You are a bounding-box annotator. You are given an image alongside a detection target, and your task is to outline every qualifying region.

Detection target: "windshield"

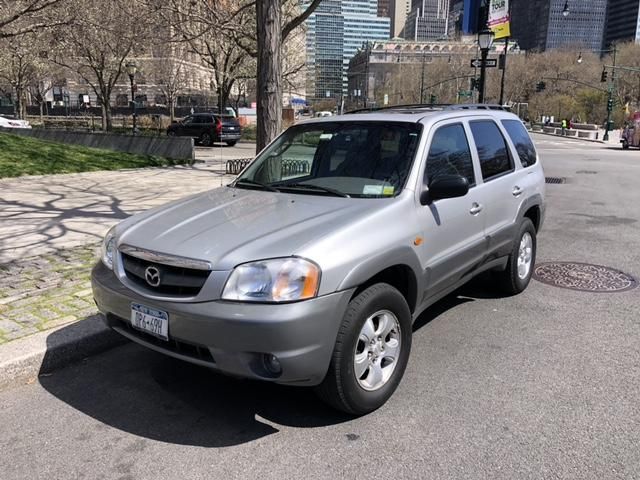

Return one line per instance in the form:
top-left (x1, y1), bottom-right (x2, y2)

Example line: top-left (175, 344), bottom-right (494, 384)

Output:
top-left (234, 121), bottom-right (422, 198)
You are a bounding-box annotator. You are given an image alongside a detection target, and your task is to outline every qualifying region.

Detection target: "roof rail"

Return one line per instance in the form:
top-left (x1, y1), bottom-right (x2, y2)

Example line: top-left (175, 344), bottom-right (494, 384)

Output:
top-left (345, 103), bottom-right (450, 114)
top-left (446, 104), bottom-right (511, 111)
top-left (344, 103), bottom-right (511, 114)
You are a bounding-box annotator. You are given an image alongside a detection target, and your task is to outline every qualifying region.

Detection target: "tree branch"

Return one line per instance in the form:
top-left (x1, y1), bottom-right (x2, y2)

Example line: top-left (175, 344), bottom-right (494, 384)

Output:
top-left (282, 0), bottom-right (322, 40)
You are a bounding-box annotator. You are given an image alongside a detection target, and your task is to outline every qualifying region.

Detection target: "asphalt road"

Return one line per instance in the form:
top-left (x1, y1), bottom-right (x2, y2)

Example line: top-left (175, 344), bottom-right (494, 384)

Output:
top-left (1, 134), bottom-right (639, 479)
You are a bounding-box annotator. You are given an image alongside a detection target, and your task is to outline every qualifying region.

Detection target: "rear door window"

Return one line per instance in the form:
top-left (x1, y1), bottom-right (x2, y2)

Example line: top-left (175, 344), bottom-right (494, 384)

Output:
top-left (425, 123), bottom-right (475, 187)
top-left (501, 120), bottom-right (537, 167)
top-left (469, 120), bottom-right (514, 181)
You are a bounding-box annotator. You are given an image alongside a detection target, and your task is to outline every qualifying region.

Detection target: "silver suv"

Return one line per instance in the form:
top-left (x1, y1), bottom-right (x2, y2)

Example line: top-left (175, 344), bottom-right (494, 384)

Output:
top-left (92, 105), bottom-right (545, 415)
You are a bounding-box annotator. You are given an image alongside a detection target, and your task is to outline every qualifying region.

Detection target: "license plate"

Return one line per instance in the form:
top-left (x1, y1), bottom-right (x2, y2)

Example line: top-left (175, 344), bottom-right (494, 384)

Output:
top-left (130, 303), bottom-right (169, 341)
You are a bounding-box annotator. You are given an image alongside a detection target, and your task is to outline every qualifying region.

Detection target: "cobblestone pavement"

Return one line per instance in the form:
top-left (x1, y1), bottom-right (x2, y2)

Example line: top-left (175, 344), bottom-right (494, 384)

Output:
top-left (0, 145), bottom-right (256, 345)
top-left (0, 243), bottom-right (101, 344)
top-left (0, 162), bottom-right (238, 264)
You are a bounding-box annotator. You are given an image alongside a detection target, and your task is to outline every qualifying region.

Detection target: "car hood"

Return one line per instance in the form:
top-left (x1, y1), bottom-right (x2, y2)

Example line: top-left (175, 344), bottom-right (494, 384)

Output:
top-left (117, 186), bottom-right (381, 270)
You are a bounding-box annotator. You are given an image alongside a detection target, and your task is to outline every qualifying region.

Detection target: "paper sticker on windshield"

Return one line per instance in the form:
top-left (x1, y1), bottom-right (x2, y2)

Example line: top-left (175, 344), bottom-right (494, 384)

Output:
top-left (383, 186), bottom-right (395, 196)
top-left (319, 133), bottom-right (333, 140)
top-left (363, 185), bottom-right (383, 195)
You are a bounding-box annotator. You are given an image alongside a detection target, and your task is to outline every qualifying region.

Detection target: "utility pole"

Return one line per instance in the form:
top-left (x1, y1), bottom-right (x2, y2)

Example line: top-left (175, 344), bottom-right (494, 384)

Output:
top-left (604, 44), bottom-right (616, 141)
top-left (420, 49), bottom-right (426, 104)
top-left (498, 37), bottom-right (509, 105)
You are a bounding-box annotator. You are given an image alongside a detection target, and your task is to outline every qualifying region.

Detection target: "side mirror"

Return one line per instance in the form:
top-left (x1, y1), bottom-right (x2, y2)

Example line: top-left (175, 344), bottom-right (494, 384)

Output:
top-left (420, 175), bottom-right (469, 205)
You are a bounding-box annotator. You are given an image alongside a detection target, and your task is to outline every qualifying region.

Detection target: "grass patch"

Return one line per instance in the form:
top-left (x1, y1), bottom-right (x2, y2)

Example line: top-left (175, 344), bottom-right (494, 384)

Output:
top-left (0, 132), bottom-right (185, 178)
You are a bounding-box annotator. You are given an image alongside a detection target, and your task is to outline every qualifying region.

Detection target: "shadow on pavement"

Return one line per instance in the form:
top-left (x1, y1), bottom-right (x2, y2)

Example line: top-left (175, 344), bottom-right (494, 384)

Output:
top-left (38, 317), bottom-right (351, 448)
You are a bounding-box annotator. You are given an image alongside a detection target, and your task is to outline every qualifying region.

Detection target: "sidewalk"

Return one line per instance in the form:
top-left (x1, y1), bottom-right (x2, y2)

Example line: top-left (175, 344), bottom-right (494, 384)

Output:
top-left (0, 162), bottom-right (237, 387)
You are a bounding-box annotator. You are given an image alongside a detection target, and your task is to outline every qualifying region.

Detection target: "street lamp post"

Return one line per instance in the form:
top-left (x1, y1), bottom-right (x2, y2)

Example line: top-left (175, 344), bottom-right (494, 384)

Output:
top-left (126, 62), bottom-right (137, 135)
top-left (420, 48), bottom-right (426, 104)
top-left (477, 29), bottom-right (495, 103)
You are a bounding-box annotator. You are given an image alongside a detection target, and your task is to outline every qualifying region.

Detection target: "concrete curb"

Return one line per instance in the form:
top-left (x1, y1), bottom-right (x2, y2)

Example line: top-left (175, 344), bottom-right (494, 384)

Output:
top-left (0, 315), bottom-right (126, 391)
top-left (532, 131), bottom-right (606, 144)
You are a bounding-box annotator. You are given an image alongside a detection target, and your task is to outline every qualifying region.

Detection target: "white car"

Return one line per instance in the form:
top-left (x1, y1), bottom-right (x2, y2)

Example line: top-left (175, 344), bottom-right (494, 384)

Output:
top-left (0, 116), bottom-right (32, 129)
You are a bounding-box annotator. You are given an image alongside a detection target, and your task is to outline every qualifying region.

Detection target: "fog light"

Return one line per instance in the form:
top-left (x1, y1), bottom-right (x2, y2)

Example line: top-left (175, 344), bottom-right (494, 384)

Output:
top-left (263, 353), bottom-right (282, 375)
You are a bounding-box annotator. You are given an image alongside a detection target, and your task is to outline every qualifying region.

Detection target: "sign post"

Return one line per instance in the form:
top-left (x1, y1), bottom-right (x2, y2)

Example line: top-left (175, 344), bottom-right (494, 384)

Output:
top-left (488, 0), bottom-right (511, 105)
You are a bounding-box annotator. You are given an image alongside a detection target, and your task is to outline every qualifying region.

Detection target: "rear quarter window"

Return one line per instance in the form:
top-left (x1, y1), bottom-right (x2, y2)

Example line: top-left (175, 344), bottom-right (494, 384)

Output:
top-left (501, 120), bottom-right (537, 168)
top-left (469, 120), bottom-right (514, 181)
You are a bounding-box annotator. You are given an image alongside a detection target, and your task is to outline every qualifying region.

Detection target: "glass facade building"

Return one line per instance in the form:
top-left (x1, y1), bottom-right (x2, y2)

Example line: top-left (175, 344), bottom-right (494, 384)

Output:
top-left (305, 0), bottom-right (390, 101)
top-left (604, 0), bottom-right (640, 47)
top-left (510, 0), bottom-right (607, 51)
top-left (404, 0), bottom-right (450, 41)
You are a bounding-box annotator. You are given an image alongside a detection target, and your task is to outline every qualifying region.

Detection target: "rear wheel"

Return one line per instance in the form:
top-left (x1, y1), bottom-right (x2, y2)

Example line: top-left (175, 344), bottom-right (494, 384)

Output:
top-left (226, 141), bottom-right (237, 147)
top-left (622, 140), bottom-right (629, 150)
top-left (315, 283), bottom-right (412, 415)
top-left (167, 131), bottom-right (176, 137)
top-left (496, 218), bottom-right (536, 295)
top-left (200, 132), bottom-right (213, 146)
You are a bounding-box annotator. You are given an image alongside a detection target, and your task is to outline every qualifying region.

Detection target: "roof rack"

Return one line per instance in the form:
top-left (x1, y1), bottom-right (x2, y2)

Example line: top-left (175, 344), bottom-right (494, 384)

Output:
top-left (344, 103), bottom-right (511, 114)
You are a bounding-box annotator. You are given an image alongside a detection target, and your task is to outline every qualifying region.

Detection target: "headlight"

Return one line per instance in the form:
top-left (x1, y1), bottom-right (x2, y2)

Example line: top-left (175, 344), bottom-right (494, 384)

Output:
top-left (101, 227), bottom-right (116, 270)
top-left (222, 258), bottom-right (321, 302)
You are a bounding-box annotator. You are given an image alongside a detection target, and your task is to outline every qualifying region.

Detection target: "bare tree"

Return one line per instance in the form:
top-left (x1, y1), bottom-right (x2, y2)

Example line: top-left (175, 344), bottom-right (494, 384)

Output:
top-left (150, 56), bottom-right (188, 122)
top-left (255, 0), bottom-right (322, 151)
top-left (0, 0), bottom-right (70, 39)
top-left (0, 35), bottom-right (39, 118)
top-left (51, 0), bottom-right (143, 130)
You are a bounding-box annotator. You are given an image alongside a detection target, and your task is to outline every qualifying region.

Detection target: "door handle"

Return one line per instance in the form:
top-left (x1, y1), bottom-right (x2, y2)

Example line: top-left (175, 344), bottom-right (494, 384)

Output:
top-left (512, 186), bottom-right (523, 197)
top-left (469, 203), bottom-right (483, 215)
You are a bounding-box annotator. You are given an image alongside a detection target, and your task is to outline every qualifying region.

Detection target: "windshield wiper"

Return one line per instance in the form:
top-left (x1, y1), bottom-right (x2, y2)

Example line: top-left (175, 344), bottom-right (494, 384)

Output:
top-left (280, 183), bottom-right (350, 198)
top-left (234, 178), bottom-right (280, 192)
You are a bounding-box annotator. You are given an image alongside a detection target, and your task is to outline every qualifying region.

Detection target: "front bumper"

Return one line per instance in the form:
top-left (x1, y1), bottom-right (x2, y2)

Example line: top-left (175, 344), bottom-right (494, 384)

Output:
top-left (91, 262), bottom-right (353, 386)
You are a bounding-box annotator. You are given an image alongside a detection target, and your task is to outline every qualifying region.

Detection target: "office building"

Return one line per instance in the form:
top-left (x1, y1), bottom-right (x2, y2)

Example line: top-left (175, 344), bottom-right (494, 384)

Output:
top-left (378, 0), bottom-right (391, 17)
top-left (449, 0), bottom-right (482, 36)
top-left (604, 0), bottom-right (640, 46)
top-left (390, 0), bottom-right (411, 37)
top-left (305, 0), bottom-right (390, 101)
top-left (404, 0), bottom-right (451, 41)
top-left (510, 0), bottom-right (607, 51)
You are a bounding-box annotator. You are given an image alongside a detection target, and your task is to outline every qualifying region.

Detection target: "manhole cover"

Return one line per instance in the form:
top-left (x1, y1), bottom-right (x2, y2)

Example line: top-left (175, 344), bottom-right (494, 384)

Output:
top-left (533, 262), bottom-right (637, 293)
top-left (545, 177), bottom-right (565, 184)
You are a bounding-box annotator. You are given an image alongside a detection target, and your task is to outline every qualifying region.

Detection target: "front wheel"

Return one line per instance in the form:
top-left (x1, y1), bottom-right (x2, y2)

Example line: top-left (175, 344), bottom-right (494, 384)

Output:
top-left (496, 218), bottom-right (537, 295)
top-left (622, 140), bottom-right (629, 150)
top-left (315, 283), bottom-right (412, 415)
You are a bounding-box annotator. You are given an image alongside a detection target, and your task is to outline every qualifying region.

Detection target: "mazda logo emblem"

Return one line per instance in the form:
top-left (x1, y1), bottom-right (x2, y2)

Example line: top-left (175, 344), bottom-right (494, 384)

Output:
top-left (144, 266), bottom-right (161, 287)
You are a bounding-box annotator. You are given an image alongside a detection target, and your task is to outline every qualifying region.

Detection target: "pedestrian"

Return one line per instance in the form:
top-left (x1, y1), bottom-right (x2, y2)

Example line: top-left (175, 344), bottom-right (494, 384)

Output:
top-left (561, 118), bottom-right (567, 135)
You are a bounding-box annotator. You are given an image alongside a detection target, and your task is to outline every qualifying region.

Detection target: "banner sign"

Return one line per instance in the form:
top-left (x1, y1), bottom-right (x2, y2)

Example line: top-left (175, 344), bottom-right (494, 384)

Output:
top-left (488, 0), bottom-right (510, 39)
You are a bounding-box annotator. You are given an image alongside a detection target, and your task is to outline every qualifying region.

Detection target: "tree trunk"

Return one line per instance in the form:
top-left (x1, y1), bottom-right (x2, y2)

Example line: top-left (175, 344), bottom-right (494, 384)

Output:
top-left (169, 98), bottom-right (175, 123)
top-left (101, 104), bottom-right (107, 131)
top-left (256, 0), bottom-right (282, 152)
top-left (39, 101), bottom-right (44, 127)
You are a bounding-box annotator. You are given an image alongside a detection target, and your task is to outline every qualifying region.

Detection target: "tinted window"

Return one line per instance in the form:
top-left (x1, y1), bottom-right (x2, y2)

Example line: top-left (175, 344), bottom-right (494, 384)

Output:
top-left (501, 120), bottom-right (537, 167)
top-left (425, 124), bottom-right (475, 186)
top-left (194, 115), bottom-right (213, 124)
top-left (469, 120), bottom-right (513, 180)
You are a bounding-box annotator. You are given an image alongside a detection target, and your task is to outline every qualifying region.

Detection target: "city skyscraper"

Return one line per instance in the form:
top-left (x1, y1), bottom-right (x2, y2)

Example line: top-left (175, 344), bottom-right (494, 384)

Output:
top-left (305, 0), bottom-right (390, 101)
top-left (604, 0), bottom-right (640, 46)
top-left (390, 0), bottom-right (411, 37)
top-left (404, 0), bottom-right (451, 41)
top-left (510, 0), bottom-right (607, 51)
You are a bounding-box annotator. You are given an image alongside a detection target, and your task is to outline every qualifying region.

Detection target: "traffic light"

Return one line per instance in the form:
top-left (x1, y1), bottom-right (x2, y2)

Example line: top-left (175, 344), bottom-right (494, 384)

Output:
top-left (535, 81), bottom-right (546, 92)
top-left (429, 94), bottom-right (436, 104)
top-left (607, 97), bottom-right (614, 111)
top-left (601, 69), bottom-right (608, 83)
top-left (470, 78), bottom-right (479, 91)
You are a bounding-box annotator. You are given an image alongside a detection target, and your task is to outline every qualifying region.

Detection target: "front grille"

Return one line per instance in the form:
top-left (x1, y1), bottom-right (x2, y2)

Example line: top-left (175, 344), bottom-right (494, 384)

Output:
top-left (121, 253), bottom-right (210, 297)
top-left (111, 315), bottom-right (216, 364)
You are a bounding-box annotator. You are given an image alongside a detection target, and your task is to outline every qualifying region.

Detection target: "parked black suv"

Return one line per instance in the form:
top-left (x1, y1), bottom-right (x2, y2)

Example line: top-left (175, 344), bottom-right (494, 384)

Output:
top-left (167, 113), bottom-right (242, 146)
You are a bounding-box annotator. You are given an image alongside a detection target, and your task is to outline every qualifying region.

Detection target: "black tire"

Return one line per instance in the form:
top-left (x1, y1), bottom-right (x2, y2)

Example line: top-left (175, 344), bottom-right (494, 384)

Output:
top-left (622, 141), bottom-right (629, 150)
top-left (496, 218), bottom-right (537, 295)
top-left (167, 131), bottom-right (176, 137)
top-left (200, 132), bottom-right (213, 147)
top-left (226, 141), bottom-right (238, 147)
top-left (315, 283), bottom-right (412, 416)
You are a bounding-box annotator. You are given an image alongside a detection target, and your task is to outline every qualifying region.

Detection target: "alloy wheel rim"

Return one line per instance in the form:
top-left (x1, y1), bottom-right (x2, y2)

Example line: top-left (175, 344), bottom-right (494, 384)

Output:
top-left (517, 232), bottom-right (533, 280)
top-left (353, 310), bottom-right (401, 391)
